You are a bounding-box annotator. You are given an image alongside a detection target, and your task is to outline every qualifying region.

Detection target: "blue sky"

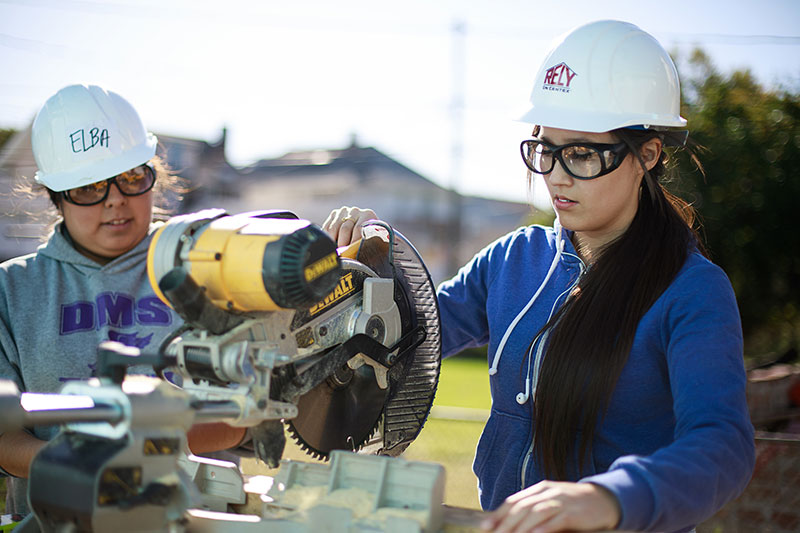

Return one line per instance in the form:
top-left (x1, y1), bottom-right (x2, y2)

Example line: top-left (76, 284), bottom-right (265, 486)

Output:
top-left (2, 0), bottom-right (799, 204)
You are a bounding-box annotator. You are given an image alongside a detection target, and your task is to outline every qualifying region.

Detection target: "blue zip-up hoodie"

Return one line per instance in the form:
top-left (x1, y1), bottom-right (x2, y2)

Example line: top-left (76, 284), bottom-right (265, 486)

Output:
top-left (437, 223), bottom-right (755, 532)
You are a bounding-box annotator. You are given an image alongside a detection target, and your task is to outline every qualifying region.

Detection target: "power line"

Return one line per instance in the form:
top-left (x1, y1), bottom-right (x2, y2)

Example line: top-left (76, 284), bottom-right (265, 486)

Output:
top-left (665, 33), bottom-right (800, 46)
top-left (2, 0), bottom-right (799, 46)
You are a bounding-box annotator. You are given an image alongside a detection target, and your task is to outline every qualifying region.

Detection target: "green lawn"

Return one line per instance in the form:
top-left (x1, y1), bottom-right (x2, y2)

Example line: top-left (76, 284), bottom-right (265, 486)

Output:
top-left (434, 356), bottom-right (491, 410)
top-left (404, 355), bottom-right (490, 509)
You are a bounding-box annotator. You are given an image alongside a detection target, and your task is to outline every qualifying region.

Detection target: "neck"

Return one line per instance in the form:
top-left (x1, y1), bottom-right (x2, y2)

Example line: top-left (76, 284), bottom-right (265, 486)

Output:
top-left (73, 242), bottom-right (114, 265)
top-left (60, 224), bottom-right (115, 265)
top-left (571, 229), bottom-right (626, 264)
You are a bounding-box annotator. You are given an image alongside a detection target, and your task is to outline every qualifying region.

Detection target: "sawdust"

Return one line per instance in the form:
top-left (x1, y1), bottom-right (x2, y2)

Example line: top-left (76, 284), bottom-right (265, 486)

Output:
top-left (268, 485), bottom-right (433, 530)
top-left (267, 484), bottom-right (326, 516)
top-left (319, 487), bottom-right (375, 518)
top-left (362, 506), bottom-right (428, 528)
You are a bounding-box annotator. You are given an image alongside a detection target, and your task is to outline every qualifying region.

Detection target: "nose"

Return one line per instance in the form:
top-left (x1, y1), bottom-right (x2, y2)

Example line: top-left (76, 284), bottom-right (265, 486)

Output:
top-left (545, 159), bottom-right (574, 187)
top-left (104, 180), bottom-right (127, 207)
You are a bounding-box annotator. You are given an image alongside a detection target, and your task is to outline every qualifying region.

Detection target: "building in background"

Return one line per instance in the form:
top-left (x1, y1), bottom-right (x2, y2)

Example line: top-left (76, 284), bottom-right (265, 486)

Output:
top-left (0, 128), bottom-right (533, 282)
top-left (224, 135), bottom-right (531, 282)
top-left (0, 125), bottom-right (48, 260)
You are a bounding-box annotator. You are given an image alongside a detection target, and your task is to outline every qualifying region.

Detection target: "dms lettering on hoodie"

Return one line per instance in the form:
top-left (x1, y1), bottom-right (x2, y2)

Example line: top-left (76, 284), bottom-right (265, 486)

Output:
top-left (60, 293), bottom-right (173, 335)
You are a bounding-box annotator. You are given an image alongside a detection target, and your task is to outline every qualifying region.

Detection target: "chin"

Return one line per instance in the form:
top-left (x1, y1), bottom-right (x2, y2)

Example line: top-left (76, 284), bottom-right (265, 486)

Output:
top-left (97, 240), bottom-right (140, 259)
top-left (555, 216), bottom-right (579, 232)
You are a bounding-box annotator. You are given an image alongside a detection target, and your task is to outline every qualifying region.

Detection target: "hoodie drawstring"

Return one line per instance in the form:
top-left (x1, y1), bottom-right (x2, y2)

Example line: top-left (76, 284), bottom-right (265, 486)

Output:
top-left (488, 221), bottom-right (565, 377)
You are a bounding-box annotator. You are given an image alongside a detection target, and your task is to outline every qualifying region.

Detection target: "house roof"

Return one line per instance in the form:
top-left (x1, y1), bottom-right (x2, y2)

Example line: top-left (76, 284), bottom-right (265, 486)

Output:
top-left (242, 140), bottom-right (441, 190)
top-left (0, 124), bottom-right (34, 171)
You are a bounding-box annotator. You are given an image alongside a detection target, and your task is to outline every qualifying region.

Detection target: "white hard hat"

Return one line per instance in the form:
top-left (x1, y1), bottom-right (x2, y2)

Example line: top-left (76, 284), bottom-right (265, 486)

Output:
top-left (519, 20), bottom-right (687, 133)
top-left (32, 84), bottom-right (158, 192)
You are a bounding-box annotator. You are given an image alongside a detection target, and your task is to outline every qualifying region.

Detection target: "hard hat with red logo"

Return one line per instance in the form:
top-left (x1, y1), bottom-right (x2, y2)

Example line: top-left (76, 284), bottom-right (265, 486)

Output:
top-left (32, 84), bottom-right (158, 192)
top-left (519, 20), bottom-right (686, 134)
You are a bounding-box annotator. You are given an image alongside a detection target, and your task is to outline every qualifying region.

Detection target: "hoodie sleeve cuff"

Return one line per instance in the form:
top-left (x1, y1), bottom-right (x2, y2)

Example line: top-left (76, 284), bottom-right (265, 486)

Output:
top-left (580, 464), bottom-right (655, 531)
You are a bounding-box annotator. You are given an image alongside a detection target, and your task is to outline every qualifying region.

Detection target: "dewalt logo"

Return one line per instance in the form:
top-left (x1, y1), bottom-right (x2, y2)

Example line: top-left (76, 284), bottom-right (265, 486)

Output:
top-left (304, 252), bottom-right (339, 282)
top-left (309, 272), bottom-right (355, 315)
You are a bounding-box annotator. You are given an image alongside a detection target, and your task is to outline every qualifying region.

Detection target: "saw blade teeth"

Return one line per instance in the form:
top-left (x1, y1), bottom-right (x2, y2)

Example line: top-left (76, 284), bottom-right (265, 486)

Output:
top-left (285, 420), bottom-right (330, 461)
top-left (285, 415), bottom-right (382, 461)
top-left (282, 234), bottom-right (441, 461)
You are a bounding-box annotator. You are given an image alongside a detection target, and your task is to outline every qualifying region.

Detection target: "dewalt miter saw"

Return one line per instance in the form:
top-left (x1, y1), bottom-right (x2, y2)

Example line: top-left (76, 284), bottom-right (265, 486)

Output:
top-left (145, 208), bottom-right (441, 462)
top-left (0, 209), bottom-right (442, 532)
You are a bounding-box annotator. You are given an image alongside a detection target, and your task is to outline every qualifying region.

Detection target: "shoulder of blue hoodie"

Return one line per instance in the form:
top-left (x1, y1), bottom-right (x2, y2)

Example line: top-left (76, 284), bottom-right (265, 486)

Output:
top-left (436, 225), bottom-right (754, 532)
top-left (437, 224), bottom-right (579, 359)
top-left (580, 251), bottom-right (754, 532)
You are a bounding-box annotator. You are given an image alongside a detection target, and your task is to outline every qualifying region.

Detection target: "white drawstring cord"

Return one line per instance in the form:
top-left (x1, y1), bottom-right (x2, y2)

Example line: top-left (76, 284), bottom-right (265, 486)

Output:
top-left (489, 223), bottom-right (565, 376)
top-left (516, 331), bottom-right (540, 404)
top-left (516, 282), bottom-right (572, 404)
top-left (515, 254), bottom-right (585, 404)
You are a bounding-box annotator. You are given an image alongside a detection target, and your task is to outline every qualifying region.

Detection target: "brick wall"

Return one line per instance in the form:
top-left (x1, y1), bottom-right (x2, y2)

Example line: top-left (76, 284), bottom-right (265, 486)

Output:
top-left (699, 366), bottom-right (800, 532)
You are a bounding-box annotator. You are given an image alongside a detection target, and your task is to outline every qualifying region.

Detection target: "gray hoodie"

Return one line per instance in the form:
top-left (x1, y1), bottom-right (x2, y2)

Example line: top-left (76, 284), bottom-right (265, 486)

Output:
top-left (0, 222), bottom-right (182, 515)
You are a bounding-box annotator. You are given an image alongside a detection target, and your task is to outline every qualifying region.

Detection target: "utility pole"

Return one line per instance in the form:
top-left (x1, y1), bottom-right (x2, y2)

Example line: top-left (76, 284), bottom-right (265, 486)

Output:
top-left (447, 19), bottom-right (466, 277)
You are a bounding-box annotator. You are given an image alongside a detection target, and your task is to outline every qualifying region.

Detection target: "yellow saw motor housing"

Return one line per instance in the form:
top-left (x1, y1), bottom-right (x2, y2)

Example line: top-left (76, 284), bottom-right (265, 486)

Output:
top-left (147, 210), bottom-right (341, 312)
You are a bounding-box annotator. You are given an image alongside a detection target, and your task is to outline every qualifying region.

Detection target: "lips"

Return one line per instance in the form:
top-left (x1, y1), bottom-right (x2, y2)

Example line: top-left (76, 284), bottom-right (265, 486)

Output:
top-left (102, 218), bottom-right (131, 227)
top-left (553, 195), bottom-right (577, 209)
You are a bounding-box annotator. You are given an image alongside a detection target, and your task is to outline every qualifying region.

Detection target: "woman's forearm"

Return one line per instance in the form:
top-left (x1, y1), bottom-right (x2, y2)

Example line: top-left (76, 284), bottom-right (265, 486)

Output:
top-left (186, 423), bottom-right (247, 454)
top-left (0, 430), bottom-right (47, 478)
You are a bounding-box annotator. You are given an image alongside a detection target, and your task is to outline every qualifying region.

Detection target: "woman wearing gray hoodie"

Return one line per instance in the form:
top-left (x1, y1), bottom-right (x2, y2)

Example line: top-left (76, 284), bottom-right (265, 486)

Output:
top-left (0, 84), bottom-right (245, 516)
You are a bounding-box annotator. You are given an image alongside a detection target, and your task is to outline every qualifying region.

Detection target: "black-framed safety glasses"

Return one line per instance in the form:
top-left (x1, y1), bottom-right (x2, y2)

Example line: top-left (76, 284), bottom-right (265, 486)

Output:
top-left (62, 164), bottom-right (156, 206)
top-left (520, 139), bottom-right (630, 180)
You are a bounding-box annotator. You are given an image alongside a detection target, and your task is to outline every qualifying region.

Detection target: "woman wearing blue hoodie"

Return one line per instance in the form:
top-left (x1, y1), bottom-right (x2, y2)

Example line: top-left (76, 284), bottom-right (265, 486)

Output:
top-left (325, 20), bottom-right (755, 533)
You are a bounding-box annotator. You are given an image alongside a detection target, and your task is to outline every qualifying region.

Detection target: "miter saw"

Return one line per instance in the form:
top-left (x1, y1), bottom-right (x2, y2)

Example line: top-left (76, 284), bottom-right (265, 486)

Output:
top-left (0, 209), bottom-right (442, 532)
top-left (145, 208), bottom-right (442, 462)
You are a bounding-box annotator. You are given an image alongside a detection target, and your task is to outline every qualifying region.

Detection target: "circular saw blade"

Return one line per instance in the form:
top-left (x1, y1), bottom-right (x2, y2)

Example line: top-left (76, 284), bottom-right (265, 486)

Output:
top-left (287, 222), bottom-right (441, 459)
top-left (287, 363), bottom-right (387, 459)
top-left (374, 224), bottom-right (441, 456)
top-left (286, 258), bottom-right (396, 459)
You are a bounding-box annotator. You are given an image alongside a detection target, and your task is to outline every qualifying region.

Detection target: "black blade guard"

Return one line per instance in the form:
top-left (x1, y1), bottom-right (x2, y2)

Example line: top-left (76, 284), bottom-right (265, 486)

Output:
top-left (287, 222), bottom-right (441, 459)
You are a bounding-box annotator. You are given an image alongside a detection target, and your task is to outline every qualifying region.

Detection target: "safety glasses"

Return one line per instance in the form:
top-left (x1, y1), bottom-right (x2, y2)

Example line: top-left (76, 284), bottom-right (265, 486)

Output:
top-left (62, 164), bottom-right (156, 206)
top-left (520, 139), bottom-right (630, 180)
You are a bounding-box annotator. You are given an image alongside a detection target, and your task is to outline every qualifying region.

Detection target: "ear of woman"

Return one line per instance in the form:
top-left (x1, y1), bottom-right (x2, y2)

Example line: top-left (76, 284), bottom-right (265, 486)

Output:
top-left (640, 137), bottom-right (663, 171)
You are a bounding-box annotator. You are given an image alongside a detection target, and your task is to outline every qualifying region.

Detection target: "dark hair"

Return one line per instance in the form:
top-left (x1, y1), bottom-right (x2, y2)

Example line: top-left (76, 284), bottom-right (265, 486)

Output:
top-left (531, 127), bottom-right (706, 480)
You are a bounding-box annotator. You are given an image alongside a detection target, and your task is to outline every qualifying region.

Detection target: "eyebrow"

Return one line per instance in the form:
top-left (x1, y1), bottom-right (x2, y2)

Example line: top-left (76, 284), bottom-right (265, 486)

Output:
top-left (538, 135), bottom-right (597, 145)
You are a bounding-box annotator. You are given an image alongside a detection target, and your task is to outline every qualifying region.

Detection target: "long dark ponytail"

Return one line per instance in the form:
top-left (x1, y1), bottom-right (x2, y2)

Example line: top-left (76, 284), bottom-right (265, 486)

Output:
top-left (532, 128), bottom-right (705, 480)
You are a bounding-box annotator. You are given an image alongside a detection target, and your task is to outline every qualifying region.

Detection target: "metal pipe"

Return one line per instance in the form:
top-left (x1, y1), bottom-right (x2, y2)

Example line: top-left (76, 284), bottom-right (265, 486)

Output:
top-left (22, 406), bottom-right (124, 426)
top-left (190, 400), bottom-right (243, 422)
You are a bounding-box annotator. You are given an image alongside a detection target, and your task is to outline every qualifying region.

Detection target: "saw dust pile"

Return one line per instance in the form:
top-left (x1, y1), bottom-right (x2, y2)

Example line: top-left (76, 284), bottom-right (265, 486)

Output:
top-left (267, 484), bottom-right (428, 529)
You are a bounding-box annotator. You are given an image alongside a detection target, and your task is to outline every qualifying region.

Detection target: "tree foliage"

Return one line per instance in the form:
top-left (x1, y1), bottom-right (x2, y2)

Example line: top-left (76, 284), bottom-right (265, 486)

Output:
top-left (673, 50), bottom-right (800, 357)
top-left (0, 128), bottom-right (16, 149)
